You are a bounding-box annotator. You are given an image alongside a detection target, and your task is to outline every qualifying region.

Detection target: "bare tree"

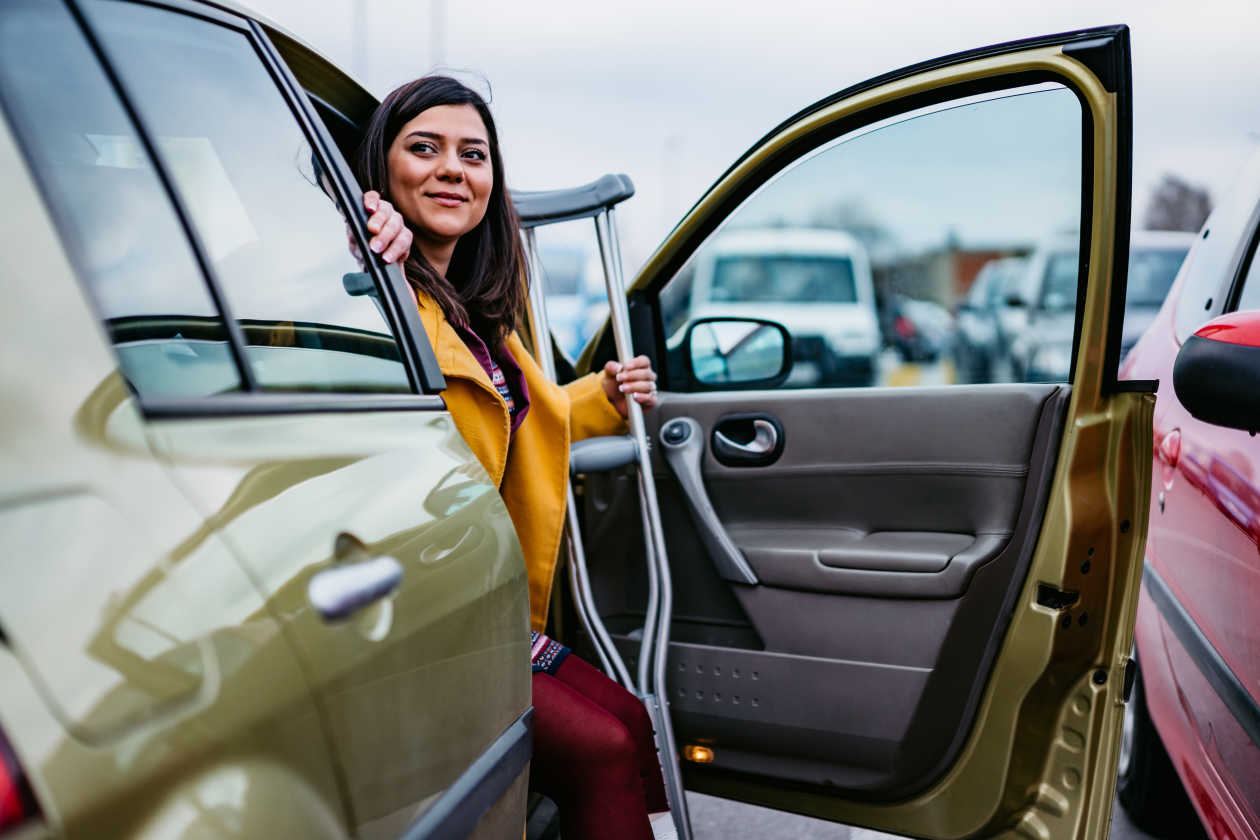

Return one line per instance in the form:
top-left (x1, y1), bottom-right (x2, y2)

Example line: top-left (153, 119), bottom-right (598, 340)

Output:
top-left (1143, 174), bottom-right (1212, 232)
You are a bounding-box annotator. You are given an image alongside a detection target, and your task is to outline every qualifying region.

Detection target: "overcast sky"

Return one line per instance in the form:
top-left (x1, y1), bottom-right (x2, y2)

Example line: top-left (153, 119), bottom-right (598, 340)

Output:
top-left (251, 0), bottom-right (1260, 271)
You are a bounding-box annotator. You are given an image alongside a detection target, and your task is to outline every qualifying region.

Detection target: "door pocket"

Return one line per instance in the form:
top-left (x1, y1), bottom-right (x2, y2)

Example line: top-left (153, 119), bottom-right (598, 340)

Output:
top-left (737, 530), bottom-right (1010, 598)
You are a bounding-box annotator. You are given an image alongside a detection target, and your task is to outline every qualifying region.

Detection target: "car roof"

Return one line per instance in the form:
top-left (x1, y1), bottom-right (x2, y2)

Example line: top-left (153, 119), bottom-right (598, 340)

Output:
top-left (1128, 229), bottom-right (1198, 251)
top-left (1036, 228), bottom-right (1197, 258)
top-left (706, 227), bottom-right (866, 257)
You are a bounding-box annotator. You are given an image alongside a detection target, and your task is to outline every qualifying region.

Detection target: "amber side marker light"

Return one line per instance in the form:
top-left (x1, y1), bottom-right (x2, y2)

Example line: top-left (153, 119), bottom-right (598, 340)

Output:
top-left (683, 745), bottom-right (715, 764)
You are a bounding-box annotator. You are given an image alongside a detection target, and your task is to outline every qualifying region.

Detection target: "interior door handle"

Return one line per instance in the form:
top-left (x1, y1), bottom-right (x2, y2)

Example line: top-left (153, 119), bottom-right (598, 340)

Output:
top-left (308, 555), bottom-right (403, 621)
top-left (713, 419), bottom-right (779, 459)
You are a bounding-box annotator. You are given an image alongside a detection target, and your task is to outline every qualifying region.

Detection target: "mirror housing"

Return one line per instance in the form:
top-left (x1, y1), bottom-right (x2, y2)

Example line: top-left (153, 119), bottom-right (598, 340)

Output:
top-left (1173, 311), bottom-right (1260, 434)
top-left (683, 317), bottom-right (792, 389)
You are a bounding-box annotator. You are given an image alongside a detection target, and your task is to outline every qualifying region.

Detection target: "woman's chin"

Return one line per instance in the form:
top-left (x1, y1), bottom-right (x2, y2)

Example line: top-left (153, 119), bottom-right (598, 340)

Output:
top-left (419, 212), bottom-right (478, 241)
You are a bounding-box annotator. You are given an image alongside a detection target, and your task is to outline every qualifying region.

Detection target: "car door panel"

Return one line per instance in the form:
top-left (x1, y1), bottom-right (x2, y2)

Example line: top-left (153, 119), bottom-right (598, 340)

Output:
top-left (150, 412), bottom-right (530, 838)
top-left (0, 79), bottom-right (346, 835)
top-left (585, 384), bottom-right (1067, 798)
top-left (58, 0), bottom-right (533, 834)
top-left (569, 27), bottom-right (1152, 839)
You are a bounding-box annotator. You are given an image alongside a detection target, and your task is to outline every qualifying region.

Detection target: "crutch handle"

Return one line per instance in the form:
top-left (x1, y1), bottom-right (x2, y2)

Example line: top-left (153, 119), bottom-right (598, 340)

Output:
top-left (570, 435), bottom-right (639, 476)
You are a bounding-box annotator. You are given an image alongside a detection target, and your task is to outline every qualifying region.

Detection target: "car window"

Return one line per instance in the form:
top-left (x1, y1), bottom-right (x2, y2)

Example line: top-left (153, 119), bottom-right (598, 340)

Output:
top-left (658, 83), bottom-right (1082, 389)
top-left (711, 255), bottom-right (857, 304)
top-left (1039, 252), bottom-right (1079, 312)
top-left (0, 0), bottom-right (241, 399)
top-left (1173, 154), bottom-right (1260, 342)
top-left (84, 0), bottom-right (410, 395)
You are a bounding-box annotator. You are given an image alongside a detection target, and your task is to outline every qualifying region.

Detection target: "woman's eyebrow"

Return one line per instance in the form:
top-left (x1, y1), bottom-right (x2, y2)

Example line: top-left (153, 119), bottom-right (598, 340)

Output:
top-left (405, 130), bottom-right (488, 146)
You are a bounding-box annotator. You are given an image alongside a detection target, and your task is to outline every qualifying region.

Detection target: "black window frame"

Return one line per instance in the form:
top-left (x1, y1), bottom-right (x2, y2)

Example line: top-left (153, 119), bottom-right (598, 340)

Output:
top-left (61, 0), bottom-right (446, 416)
top-left (1225, 202), bottom-right (1260, 315)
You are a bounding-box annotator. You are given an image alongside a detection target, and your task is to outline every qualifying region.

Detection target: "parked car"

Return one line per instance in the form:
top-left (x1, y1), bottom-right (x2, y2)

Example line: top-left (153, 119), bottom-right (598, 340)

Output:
top-left (683, 228), bottom-right (880, 387)
top-left (951, 256), bottom-right (1028, 383)
top-left (1118, 230), bottom-right (1197, 362)
top-left (0, 2), bottom-right (530, 837)
top-left (1010, 230), bottom-right (1194, 382)
top-left (0, 8), bottom-right (1155, 840)
top-left (880, 293), bottom-right (954, 364)
top-left (1117, 148), bottom-right (1260, 840)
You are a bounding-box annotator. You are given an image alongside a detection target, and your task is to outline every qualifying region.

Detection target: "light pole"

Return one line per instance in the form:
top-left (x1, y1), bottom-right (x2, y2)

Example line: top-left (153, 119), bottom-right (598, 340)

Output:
top-left (429, 0), bottom-right (446, 68)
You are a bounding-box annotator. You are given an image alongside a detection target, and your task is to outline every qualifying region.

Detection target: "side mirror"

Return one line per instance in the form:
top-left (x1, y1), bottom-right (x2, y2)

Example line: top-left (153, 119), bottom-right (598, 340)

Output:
top-left (683, 317), bottom-right (792, 389)
top-left (1173, 311), bottom-right (1260, 434)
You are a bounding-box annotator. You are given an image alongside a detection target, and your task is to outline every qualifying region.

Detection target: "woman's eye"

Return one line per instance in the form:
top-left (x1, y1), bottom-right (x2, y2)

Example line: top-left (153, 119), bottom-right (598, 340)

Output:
top-left (409, 142), bottom-right (435, 154)
top-left (463, 149), bottom-right (487, 161)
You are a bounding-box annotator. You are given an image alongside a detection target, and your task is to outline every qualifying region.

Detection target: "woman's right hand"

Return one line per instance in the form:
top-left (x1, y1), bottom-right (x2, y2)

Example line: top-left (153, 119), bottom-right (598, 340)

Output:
top-left (602, 355), bottom-right (659, 417)
top-left (363, 191), bottom-right (412, 265)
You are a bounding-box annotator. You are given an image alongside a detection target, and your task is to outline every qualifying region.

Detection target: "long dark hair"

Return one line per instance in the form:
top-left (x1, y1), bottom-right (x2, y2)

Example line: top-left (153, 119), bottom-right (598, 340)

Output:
top-left (355, 76), bottom-right (525, 341)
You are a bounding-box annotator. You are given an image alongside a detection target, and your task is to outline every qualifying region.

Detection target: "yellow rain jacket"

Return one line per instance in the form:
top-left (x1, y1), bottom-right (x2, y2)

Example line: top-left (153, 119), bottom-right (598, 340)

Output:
top-left (415, 289), bottom-right (627, 631)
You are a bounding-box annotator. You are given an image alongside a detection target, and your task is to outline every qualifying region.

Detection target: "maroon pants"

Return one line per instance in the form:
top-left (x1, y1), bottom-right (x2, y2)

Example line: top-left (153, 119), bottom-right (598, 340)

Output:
top-left (531, 654), bottom-right (669, 840)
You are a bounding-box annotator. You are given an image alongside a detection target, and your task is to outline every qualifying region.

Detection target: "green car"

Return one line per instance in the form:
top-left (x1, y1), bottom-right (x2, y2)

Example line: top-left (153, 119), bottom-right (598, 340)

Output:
top-left (0, 2), bottom-right (1152, 838)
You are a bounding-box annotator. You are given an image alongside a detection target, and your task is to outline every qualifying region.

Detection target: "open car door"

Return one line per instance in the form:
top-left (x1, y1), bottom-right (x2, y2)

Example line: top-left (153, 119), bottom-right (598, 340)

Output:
top-left (568, 26), bottom-right (1152, 839)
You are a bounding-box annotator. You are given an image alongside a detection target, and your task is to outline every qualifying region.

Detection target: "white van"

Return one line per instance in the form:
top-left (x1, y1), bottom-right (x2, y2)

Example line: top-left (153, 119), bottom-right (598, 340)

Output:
top-left (687, 228), bottom-right (880, 386)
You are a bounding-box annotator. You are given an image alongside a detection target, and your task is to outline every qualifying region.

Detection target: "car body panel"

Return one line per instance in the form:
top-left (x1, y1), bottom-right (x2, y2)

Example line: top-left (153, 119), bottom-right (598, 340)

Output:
top-left (1121, 149), bottom-right (1260, 839)
top-left (150, 411), bottom-right (531, 838)
top-left (0, 1), bottom-right (532, 836)
top-left (566, 29), bottom-right (1153, 839)
top-left (0, 112), bottom-right (345, 838)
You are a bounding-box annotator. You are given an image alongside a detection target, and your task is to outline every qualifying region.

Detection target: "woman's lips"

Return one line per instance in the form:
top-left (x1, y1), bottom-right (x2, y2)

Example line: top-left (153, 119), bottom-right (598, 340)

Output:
top-left (426, 192), bottom-right (467, 207)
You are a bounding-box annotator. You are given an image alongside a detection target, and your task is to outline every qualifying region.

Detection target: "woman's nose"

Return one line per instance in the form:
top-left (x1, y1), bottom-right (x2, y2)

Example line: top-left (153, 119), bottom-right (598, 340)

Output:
top-left (435, 149), bottom-right (463, 182)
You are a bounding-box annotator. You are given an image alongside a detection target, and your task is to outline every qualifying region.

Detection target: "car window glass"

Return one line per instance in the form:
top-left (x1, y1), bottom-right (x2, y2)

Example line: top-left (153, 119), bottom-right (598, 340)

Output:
top-left (1173, 154), bottom-right (1260, 341)
top-left (85, 0), bottom-right (410, 395)
top-left (659, 84), bottom-right (1082, 388)
top-left (0, 0), bottom-right (242, 399)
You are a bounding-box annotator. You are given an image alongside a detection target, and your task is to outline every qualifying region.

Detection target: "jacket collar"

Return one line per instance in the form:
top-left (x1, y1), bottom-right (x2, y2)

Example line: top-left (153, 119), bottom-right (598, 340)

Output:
top-left (414, 288), bottom-right (496, 391)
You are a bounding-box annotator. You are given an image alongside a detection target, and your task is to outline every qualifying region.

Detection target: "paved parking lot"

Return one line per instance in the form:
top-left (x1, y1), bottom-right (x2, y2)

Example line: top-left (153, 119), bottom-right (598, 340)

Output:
top-left (687, 792), bottom-right (1159, 839)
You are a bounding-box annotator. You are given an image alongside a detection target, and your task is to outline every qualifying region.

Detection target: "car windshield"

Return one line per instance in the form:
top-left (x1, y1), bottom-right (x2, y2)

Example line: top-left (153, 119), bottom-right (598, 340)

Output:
top-left (1126, 246), bottom-right (1189, 307)
top-left (710, 255), bottom-right (857, 303)
top-left (1039, 251), bottom-right (1079, 311)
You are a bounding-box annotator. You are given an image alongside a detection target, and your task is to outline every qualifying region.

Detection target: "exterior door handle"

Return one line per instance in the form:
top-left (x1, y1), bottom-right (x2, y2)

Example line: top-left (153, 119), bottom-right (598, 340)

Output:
top-left (1157, 428), bottom-right (1181, 469)
top-left (308, 555), bottom-right (403, 621)
top-left (713, 419), bottom-right (779, 459)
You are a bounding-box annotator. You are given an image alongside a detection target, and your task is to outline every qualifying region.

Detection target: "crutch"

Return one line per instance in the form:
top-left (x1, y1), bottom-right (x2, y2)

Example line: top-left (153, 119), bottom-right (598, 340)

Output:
top-left (516, 174), bottom-right (693, 840)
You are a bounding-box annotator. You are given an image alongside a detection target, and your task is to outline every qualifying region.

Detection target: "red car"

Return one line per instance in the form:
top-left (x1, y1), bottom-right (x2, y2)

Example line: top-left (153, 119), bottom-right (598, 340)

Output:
top-left (1118, 148), bottom-right (1260, 840)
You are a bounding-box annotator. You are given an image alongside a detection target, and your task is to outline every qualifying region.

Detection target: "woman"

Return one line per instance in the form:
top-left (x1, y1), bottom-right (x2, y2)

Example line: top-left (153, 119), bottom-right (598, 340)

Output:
top-left (355, 76), bottom-right (676, 840)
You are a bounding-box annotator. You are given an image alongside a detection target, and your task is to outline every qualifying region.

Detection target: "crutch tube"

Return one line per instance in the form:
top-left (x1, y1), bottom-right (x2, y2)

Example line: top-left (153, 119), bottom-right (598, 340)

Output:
top-left (593, 208), bottom-right (693, 840)
top-left (523, 230), bottom-right (631, 687)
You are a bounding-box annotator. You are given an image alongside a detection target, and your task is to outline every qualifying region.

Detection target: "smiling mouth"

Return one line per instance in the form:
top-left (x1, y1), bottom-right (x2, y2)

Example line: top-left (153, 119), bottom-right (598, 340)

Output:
top-left (426, 192), bottom-right (467, 206)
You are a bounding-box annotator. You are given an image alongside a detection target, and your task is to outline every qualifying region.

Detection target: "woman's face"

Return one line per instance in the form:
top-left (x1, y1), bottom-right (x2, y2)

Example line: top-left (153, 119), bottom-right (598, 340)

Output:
top-left (386, 103), bottom-right (493, 246)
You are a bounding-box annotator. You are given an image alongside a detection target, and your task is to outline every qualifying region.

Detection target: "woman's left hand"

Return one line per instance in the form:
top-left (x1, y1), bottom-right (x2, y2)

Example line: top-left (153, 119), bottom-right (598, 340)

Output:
top-left (602, 355), bottom-right (659, 417)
